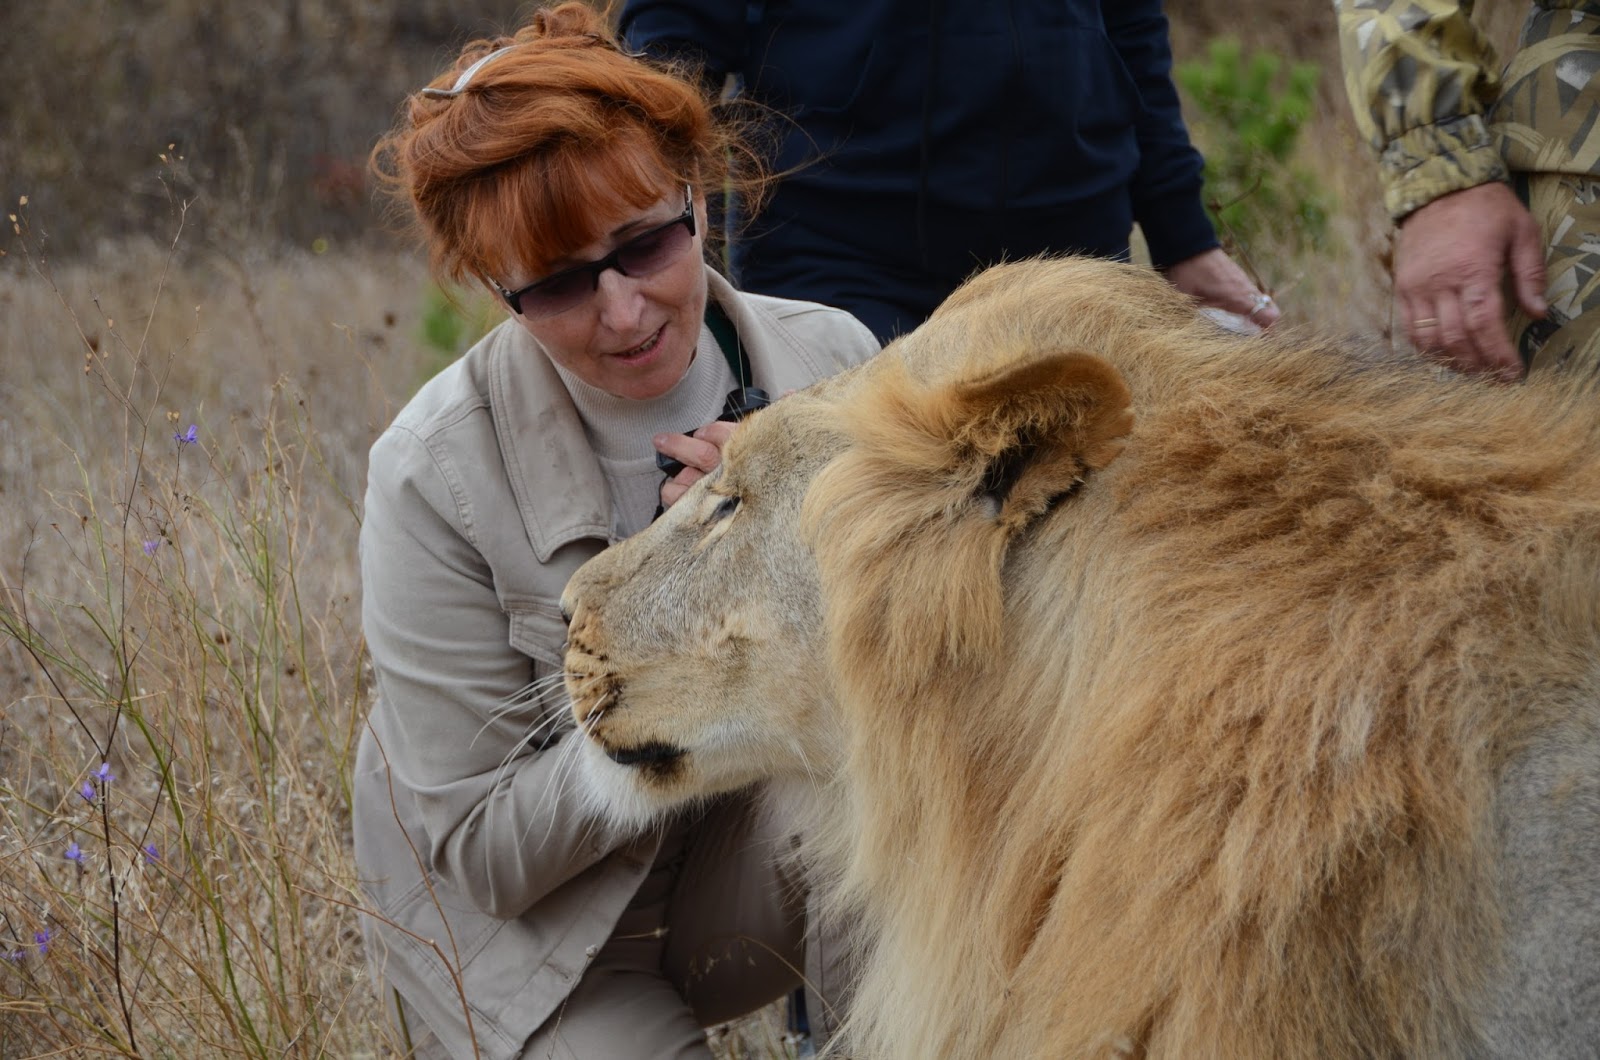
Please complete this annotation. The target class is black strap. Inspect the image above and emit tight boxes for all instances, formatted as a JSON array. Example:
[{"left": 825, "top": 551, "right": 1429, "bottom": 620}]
[{"left": 705, "top": 300, "right": 750, "bottom": 387}]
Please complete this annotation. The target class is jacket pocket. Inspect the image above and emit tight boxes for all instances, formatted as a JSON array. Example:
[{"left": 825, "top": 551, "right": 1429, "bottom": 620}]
[{"left": 506, "top": 604, "right": 568, "bottom": 668}]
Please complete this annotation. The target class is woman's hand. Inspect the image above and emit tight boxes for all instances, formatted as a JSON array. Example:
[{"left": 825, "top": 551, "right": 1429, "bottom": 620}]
[{"left": 655, "top": 420, "right": 737, "bottom": 507}]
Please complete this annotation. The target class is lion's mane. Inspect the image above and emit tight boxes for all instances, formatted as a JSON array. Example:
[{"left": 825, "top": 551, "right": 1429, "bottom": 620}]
[{"left": 797, "top": 259, "right": 1600, "bottom": 1058}]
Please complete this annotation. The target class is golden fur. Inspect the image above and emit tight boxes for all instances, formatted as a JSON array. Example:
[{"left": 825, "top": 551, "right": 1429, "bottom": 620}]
[{"left": 563, "top": 257, "right": 1600, "bottom": 1058}]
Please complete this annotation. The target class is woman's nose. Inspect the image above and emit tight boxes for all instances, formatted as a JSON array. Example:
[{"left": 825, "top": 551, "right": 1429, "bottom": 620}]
[{"left": 593, "top": 268, "right": 645, "bottom": 333}]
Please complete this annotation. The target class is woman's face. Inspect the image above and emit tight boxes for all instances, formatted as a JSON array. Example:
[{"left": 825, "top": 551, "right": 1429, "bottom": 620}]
[{"left": 502, "top": 182, "right": 709, "bottom": 401}]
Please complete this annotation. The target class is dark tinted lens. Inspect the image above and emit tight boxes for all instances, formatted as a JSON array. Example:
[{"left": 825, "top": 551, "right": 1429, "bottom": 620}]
[
  {"left": 615, "top": 219, "right": 692, "bottom": 276},
  {"left": 516, "top": 269, "right": 595, "bottom": 317},
  {"left": 508, "top": 209, "right": 692, "bottom": 317}
]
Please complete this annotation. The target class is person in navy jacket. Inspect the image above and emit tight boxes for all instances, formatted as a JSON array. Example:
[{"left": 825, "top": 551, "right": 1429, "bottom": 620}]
[{"left": 621, "top": 0, "right": 1280, "bottom": 342}]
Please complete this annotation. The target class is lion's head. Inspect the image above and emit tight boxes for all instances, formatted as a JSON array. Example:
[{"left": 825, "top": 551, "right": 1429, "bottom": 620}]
[
  {"left": 560, "top": 373, "right": 857, "bottom": 828},
  {"left": 562, "top": 257, "right": 1600, "bottom": 1058}
]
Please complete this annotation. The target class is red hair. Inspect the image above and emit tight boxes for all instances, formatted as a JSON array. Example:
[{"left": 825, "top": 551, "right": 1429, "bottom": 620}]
[{"left": 371, "top": 2, "right": 763, "bottom": 288}]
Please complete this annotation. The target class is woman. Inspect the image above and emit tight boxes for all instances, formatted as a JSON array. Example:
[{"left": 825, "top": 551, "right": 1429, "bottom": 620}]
[{"left": 352, "top": 6, "right": 879, "bottom": 1058}]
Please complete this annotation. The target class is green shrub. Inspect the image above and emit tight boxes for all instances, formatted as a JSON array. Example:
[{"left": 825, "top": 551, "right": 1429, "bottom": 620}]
[{"left": 1176, "top": 38, "right": 1329, "bottom": 251}]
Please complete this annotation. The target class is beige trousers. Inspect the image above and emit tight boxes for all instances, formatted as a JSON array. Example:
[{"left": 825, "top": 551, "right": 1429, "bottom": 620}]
[{"left": 391, "top": 796, "right": 844, "bottom": 1060}]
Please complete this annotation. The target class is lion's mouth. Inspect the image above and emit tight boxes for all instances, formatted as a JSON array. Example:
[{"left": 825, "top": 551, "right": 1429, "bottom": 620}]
[
  {"left": 603, "top": 740, "right": 687, "bottom": 781},
  {"left": 605, "top": 740, "right": 684, "bottom": 767},
  {"left": 566, "top": 634, "right": 690, "bottom": 781}
]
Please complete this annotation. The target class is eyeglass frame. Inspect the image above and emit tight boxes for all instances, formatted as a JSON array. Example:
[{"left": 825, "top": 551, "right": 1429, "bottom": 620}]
[{"left": 488, "top": 185, "right": 699, "bottom": 318}]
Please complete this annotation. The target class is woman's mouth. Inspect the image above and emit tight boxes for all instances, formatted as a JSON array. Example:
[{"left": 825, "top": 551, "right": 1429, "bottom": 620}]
[{"left": 615, "top": 326, "right": 665, "bottom": 361}]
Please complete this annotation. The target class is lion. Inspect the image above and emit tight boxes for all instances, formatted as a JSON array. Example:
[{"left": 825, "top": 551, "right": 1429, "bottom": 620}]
[{"left": 561, "top": 256, "right": 1600, "bottom": 1059}]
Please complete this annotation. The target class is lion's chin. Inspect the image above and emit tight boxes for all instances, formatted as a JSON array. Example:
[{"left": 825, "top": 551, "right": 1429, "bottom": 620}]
[
  {"left": 574, "top": 734, "right": 738, "bottom": 833},
  {"left": 574, "top": 732, "right": 787, "bottom": 833},
  {"left": 571, "top": 738, "right": 671, "bottom": 831}
]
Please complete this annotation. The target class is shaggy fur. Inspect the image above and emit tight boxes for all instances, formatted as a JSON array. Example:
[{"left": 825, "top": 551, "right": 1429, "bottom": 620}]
[{"left": 562, "top": 257, "right": 1600, "bottom": 1058}]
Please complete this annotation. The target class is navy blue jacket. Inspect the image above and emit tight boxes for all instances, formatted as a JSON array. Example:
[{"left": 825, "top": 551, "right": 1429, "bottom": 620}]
[{"left": 621, "top": 0, "right": 1216, "bottom": 271}]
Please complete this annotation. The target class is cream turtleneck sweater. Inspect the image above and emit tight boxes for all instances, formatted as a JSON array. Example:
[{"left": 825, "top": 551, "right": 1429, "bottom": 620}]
[{"left": 553, "top": 324, "right": 736, "bottom": 539}]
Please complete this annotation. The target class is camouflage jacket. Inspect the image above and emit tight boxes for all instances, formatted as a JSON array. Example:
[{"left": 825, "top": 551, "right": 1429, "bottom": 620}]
[{"left": 1336, "top": 0, "right": 1595, "bottom": 220}]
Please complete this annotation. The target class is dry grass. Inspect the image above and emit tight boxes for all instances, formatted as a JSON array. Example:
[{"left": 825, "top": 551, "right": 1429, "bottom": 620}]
[
  {"left": 0, "top": 16, "right": 1403, "bottom": 1058},
  {"left": 0, "top": 212, "right": 437, "bottom": 1057}
]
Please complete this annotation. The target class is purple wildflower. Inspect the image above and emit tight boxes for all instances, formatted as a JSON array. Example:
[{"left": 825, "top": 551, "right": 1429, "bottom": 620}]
[
  {"left": 80, "top": 781, "right": 96, "bottom": 802},
  {"left": 3, "top": 949, "right": 23, "bottom": 963},
  {"left": 143, "top": 843, "right": 160, "bottom": 864},
  {"left": 142, "top": 539, "right": 161, "bottom": 556},
  {"left": 94, "top": 762, "right": 114, "bottom": 784},
  {"left": 174, "top": 423, "right": 198, "bottom": 445},
  {"left": 64, "top": 842, "right": 84, "bottom": 865},
  {"left": 34, "top": 928, "right": 52, "bottom": 954}
]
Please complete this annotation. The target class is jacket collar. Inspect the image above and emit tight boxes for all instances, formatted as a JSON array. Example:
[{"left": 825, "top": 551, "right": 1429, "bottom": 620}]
[
  {"left": 488, "top": 319, "right": 611, "bottom": 564},
  {"left": 488, "top": 265, "right": 817, "bottom": 563},
  {"left": 706, "top": 267, "right": 834, "bottom": 396}
]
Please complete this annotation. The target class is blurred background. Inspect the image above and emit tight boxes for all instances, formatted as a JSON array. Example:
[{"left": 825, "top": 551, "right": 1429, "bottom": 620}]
[
  {"left": 4, "top": 0, "right": 1530, "bottom": 351},
  {"left": 1, "top": 0, "right": 525, "bottom": 255},
  {"left": 0, "top": 0, "right": 1467, "bottom": 281},
  {"left": 0, "top": 0, "right": 1526, "bottom": 326}
]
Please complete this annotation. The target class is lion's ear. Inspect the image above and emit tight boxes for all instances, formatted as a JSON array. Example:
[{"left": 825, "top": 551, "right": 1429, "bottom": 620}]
[
  {"left": 804, "top": 349, "right": 1134, "bottom": 685},
  {"left": 937, "top": 351, "right": 1133, "bottom": 530}
]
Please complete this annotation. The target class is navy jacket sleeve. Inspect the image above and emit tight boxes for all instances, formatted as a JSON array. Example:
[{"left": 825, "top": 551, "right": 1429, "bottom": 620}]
[
  {"left": 619, "top": 0, "right": 746, "bottom": 88},
  {"left": 1103, "top": 0, "right": 1219, "bottom": 269}
]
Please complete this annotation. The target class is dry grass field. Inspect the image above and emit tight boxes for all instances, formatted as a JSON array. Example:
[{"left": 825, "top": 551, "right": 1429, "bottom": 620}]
[
  {"left": 0, "top": 3, "right": 1456, "bottom": 1056},
  {"left": 0, "top": 227, "right": 432, "bottom": 1056}
]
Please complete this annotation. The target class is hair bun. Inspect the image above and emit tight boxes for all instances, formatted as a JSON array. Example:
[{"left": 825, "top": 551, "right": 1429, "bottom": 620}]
[{"left": 522, "top": 2, "right": 615, "bottom": 47}]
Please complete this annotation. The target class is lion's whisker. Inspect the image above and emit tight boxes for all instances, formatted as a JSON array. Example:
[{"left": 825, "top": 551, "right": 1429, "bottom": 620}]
[
  {"left": 469, "top": 673, "right": 566, "bottom": 748},
  {"left": 527, "top": 731, "right": 594, "bottom": 854},
  {"left": 523, "top": 730, "right": 578, "bottom": 847},
  {"left": 486, "top": 674, "right": 567, "bottom": 716},
  {"left": 473, "top": 681, "right": 573, "bottom": 752},
  {"left": 788, "top": 736, "right": 824, "bottom": 803}
]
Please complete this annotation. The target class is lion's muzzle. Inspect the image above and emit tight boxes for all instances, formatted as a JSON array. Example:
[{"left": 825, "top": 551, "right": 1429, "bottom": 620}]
[{"left": 562, "top": 602, "right": 692, "bottom": 785}]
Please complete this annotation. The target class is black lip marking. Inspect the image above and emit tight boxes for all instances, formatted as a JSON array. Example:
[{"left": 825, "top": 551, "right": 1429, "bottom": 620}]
[{"left": 606, "top": 741, "right": 686, "bottom": 768}]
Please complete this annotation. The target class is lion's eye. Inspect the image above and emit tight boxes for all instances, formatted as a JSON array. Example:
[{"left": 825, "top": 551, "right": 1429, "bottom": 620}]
[{"left": 709, "top": 494, "right": 740, "bottom": 522}]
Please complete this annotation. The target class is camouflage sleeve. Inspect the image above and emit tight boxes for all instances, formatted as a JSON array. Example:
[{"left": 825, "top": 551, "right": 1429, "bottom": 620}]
[{"left": 1335, "top": 0, "right": 1510, "bottom": 220}]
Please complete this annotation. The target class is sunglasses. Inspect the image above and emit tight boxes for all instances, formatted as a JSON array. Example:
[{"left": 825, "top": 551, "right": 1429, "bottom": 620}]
[{"left": 491, "top": 187, "right": 698, "bottom": 319}]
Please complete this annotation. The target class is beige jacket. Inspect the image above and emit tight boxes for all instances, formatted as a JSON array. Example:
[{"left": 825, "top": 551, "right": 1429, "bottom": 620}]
[{"left": 352, "top": 268, "right": 878, "bottom": 1060}]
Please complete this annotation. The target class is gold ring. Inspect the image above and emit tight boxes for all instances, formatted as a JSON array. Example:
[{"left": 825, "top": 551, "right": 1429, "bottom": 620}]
[{"left": 1413, "top": 317, "right": 1440, "bottom": 328}]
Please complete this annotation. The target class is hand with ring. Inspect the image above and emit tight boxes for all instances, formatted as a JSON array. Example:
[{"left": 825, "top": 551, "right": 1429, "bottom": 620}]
[
  {"left": 1162, "top": 247, "right": 1281, "bottom": 329},
  {"left": 1394, "top": 182, "right": 1546, "bottom": 382}
]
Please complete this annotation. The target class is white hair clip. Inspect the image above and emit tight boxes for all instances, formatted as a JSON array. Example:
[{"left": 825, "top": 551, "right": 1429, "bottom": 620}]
[{"left": 421, "top": 45, "right": 517, "bottom": 99}]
